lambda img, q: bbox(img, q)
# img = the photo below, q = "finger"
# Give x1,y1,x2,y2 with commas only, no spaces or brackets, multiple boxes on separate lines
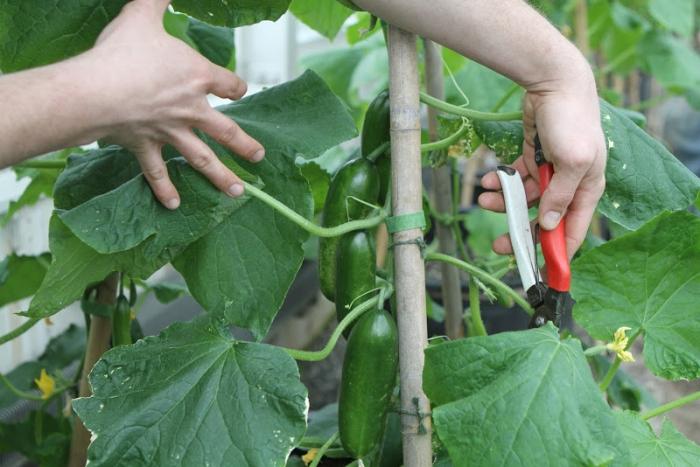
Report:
170,130,245,197
207,65,248,100
136,144,180,210
492,234,514,255
477,177,540,212
562,180,605,259
537,168,585,230
480,156,530,190
198,109,265,162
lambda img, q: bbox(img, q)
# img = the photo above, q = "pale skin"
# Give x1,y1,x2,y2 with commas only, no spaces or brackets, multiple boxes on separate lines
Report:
0,0,605,258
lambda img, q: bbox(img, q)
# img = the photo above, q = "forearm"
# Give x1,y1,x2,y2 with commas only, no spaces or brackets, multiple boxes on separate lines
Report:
0,52,114,167
355,0,592,91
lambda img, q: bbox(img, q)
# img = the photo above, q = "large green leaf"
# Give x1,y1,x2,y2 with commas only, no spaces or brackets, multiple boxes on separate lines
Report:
0,0,128,72
640,32,700,96
572,211,700,380
423,325,630,466
73,316,308,467
171,0,291,28
599,100,700,229
648,0,695,38
0,253,50,307
471,120,523,164
174,70,357,338
164,11,236,69
290,0,353,40
615,411,700,466
445,61,522,112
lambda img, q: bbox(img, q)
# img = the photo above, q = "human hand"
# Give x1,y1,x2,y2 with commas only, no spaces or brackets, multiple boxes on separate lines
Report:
479,67,607,259
87,0,264,209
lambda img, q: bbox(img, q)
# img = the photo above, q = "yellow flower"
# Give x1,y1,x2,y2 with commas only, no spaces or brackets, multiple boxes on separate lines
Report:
34,369,55,400
302,448,318,466
606,326,635,363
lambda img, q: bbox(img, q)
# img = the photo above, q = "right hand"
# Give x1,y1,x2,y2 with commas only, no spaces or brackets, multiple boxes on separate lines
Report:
88,0,264,209
479,67,607,260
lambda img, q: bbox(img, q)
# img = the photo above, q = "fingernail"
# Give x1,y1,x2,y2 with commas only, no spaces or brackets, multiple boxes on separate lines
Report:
542,211,561,229
166,198,180,210
251,149,265,162
228,183,244,197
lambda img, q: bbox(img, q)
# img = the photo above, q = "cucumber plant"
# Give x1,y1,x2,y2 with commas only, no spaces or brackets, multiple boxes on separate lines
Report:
1,1,700,466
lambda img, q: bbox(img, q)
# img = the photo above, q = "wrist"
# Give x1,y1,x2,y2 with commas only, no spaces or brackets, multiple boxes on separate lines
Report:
523,43,596,97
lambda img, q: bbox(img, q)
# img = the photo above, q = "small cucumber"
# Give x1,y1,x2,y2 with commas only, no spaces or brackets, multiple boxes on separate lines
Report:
335,230,376,337
112,295,132,347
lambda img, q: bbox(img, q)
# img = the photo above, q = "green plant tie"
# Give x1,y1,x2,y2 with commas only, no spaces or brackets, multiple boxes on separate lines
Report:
385,211,426,233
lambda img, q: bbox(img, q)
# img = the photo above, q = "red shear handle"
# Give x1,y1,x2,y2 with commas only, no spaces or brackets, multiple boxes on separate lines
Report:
538,162,571,292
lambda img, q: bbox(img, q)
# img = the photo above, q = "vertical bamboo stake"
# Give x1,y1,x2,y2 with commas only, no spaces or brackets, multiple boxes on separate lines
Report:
68,273,118,467
574,0,590,59
388,26,433,466
423,39,464,340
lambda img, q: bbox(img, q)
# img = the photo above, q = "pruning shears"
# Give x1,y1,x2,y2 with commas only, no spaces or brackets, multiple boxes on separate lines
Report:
496,135,574,329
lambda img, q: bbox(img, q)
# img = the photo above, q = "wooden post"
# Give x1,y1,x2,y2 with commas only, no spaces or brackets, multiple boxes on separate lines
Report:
388,26,433,466
68,273,118,467
423,39,464,340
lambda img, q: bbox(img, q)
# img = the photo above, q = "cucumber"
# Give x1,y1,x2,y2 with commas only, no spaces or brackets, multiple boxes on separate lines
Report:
319,158,379,301
335,230,376,337
112,295,132,347
362,90,391,205
338,309,398,458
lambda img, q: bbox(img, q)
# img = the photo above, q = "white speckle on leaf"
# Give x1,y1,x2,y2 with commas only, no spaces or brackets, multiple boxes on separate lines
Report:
613,201,620,209
608,138,615,149
622,163,627,170
603,114,611,121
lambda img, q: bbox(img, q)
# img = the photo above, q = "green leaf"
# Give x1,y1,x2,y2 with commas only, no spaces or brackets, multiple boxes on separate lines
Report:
171,0,291,27
296,157,330,214
572,211,700,380
345,13,380,45
0,324,84,410
640,32,700,95
0,0,128,72
151,282,189,304
445,61,522,112
290,0,353,40
185,17,235,69
588,355,657,412
174,70,356,339
598,100,700,229
0,411,71,467
73,316,308,467
58,156,255,254
615,411,700,465
0,253,50,307
648,0,695,37
463,207,508,261
471,120,523,164
423,325,630,466
303,403,339,447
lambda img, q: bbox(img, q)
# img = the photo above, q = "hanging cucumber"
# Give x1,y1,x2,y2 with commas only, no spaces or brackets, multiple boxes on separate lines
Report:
338,309,398,458
335,230,376,338
362,89,391,205
319,158,379,301
112,294,132,347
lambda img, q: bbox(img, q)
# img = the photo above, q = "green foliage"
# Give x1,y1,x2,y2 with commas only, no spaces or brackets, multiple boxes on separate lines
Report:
599,100,700,229
290,0,353,40
615,411,700,465
648,0,695,37
0,253,50,307
151,282,189,304
171,0,291,28
73,316,308,466
0,324,84,410
471,120,523,164
573,211,700,380
0,411,71,467
163,11,236,69
424,325,630,466
0,0,128,72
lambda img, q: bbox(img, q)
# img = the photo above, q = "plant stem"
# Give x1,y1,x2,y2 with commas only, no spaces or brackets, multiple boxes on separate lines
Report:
14,160,67,170
420,92,523,121
598,330,641,392
468,276,487,336
426,252,534,315
583,344,608,357
0,372,45,401
366,141,390,163
283,292,383,361
243,182,386,237
420,119,469,153
491,83,520,112
595,47,635,76
0,318,40,346
641,391,700,421
309,432,339,467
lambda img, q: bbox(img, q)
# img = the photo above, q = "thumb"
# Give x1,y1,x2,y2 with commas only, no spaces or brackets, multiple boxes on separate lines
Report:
537,170,581,230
